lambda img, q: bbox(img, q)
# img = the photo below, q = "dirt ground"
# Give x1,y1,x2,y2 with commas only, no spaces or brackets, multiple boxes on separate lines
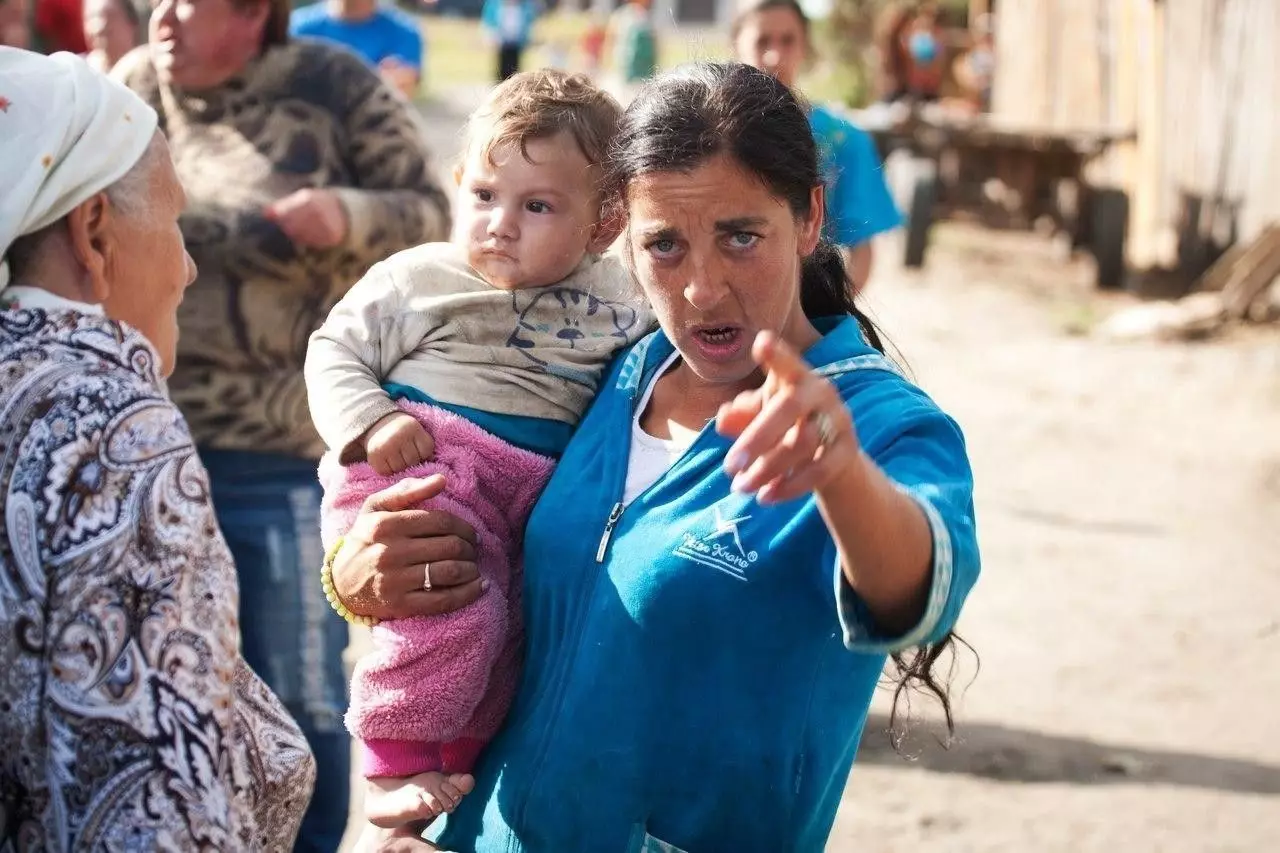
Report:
342,88,1280,852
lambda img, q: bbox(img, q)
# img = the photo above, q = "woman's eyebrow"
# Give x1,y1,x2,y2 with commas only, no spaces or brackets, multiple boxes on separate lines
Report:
636,225,680,242
714,216,769,231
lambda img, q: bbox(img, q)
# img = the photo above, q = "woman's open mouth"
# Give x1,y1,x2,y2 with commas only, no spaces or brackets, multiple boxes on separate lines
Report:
690,325,747,362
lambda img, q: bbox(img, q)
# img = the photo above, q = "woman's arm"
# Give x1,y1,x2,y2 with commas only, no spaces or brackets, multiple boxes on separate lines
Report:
718,333,977,641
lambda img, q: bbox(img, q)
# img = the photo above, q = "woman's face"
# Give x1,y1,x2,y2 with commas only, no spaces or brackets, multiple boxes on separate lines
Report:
733,7,808,90
98,136,197,375
84,0,137,59
624,152,822,393
148,0,266,90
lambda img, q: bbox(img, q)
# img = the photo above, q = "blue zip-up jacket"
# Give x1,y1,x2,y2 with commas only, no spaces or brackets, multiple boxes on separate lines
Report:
434,316,980,852
481,0,540,48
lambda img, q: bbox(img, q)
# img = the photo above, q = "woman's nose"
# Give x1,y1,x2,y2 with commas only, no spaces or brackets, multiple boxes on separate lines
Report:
682,258,729,311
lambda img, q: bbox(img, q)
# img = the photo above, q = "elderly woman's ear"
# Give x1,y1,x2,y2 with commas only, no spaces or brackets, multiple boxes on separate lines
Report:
63,193,118,304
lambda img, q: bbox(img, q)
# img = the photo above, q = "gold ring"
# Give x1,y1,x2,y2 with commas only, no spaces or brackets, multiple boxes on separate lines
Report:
423,562,433,592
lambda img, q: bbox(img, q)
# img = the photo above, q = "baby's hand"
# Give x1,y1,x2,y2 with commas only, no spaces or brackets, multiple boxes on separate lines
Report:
362,412,436,476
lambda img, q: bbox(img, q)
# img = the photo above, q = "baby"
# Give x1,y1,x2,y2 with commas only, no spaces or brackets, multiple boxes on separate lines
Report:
305,70,651,819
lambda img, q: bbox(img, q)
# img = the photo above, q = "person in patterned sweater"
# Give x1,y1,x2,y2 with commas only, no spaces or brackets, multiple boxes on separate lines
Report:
112,1,451,848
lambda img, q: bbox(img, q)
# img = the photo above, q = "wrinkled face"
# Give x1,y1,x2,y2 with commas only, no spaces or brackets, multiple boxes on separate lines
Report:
456,132,607,291
101,136,197,375
624,153,822,391
84,0,137,57
733,7,808,90
148,0,266,90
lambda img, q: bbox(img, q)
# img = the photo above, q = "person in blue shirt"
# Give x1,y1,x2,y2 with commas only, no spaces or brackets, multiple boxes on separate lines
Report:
732,0,902,295
481,0,539,83
290,0,423,98
328,61,979,852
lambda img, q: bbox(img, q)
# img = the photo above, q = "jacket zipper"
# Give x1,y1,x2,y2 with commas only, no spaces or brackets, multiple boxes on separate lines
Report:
595,502,625,563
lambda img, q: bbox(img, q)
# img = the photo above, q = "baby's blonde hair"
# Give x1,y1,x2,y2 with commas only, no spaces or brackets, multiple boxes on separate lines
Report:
464,69,623,170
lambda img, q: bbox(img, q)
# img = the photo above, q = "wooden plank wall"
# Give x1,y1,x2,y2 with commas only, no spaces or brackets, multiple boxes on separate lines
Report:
991,0,1279,271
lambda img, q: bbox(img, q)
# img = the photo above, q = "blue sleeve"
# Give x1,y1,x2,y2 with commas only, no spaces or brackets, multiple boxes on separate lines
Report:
388,17,424,68
288,6,322,37
826,122,902,246
824,386,979,653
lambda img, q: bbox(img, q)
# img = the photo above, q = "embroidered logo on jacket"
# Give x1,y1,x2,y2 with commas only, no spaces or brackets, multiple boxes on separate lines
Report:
673,505,759,581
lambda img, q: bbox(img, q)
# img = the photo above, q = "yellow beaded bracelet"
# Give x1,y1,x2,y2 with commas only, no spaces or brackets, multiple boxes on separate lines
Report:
321,535,380,628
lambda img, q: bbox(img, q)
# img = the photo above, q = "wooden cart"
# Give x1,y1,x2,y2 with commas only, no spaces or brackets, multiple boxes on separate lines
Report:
856,109,1135,289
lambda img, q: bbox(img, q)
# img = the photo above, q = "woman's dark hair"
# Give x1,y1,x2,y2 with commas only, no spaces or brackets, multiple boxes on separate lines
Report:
606,61,967,746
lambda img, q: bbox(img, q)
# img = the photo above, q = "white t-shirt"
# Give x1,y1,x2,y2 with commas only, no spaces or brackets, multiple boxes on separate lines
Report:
623,352,695,505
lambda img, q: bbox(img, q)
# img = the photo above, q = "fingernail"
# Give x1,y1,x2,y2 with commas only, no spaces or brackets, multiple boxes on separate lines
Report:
480,579,490,593
725,449,747,474
730,473,750,494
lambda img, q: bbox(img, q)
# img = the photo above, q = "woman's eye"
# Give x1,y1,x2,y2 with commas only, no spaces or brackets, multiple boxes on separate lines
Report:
526,200,551,214
649,238,678,256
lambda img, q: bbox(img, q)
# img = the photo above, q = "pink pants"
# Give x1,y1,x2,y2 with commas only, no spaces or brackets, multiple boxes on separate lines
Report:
319,401,555,778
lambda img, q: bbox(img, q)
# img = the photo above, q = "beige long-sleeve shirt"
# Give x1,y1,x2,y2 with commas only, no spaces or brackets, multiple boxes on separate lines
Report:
305,242,653,458
113,41,451,459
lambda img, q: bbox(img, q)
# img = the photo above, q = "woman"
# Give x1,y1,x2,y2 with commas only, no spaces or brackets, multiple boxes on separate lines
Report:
330,61,979,851
731,0,901,294
112,1,452,848
82,0,144,72
0,47,314,848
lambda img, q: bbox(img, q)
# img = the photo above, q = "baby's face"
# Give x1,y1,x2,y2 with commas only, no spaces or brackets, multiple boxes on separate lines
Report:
456,132,606,291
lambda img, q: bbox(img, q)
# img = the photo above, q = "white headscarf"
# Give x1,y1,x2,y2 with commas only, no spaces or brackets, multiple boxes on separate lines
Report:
0,47,159,290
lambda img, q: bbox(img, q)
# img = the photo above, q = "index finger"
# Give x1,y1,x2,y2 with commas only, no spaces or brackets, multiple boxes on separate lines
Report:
752,331,811,384
360,475,448,514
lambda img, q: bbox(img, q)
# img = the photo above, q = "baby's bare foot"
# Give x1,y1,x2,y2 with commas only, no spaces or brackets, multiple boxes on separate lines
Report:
366,771,476,829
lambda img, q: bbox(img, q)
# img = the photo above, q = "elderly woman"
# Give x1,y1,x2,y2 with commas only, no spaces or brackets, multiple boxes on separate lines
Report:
329,62,979,852
112,1,451,847
0,48,314,848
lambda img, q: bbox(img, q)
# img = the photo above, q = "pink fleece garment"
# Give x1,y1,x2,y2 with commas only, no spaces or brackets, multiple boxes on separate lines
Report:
318,400,555,778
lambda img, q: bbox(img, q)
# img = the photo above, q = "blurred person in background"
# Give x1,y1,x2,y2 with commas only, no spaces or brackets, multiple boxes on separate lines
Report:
83,0,145,71
0,47,314,849
290,0,423,100
606,0,656,87
901,0,944,102
34,0,87,51
112,0,451,848
731,0,900,293
0,0,30,46
481,0,538,83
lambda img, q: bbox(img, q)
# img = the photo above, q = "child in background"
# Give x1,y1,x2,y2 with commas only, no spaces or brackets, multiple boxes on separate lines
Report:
305,69,651,822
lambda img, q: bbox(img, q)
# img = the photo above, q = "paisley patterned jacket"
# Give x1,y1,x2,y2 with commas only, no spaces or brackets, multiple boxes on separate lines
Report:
113,41,452,460
0,308,315,850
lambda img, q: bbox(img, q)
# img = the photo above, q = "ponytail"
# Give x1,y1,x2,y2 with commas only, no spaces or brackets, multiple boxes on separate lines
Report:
800,242,886,354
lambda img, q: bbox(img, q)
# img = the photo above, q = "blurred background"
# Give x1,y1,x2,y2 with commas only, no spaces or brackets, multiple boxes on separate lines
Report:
6,0,1276,849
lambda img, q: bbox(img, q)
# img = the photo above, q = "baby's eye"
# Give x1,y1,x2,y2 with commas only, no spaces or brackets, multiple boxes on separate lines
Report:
474,189,494,203
526,200,552,214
